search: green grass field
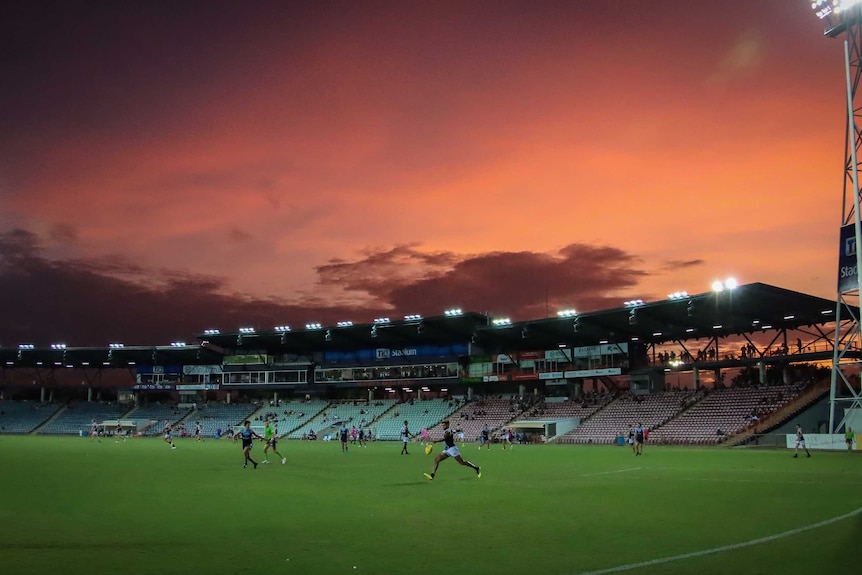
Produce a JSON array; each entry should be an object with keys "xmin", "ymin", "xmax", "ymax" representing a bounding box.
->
[{"xmin": 0, "ymin": 436, "xmax": 858, "ymax": 575}]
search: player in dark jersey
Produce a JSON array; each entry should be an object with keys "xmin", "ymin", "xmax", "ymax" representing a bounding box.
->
[
  {"xmin": 793, "ymin": 424, "xmax": 811, "ymax": 458},
  {"xmin": 480, "ymin": 425, "xmax": 490, "ymax": 450},
  {"xmin": 339, "ymin": 423, "xmax": 349, "ymax": 453},
  {"xmin": 634, "ymin": 423, "xmax": 645, "ymax": 456},
  {"xmin": 163, "ymin": 420, "xmax": 176, "ymax": 449},
  {"xmin": 235, "ymin": 420, "xmax": 264, "ymax": 468},
  {"xmin": 424, "ymin": 420, "xmax": 481, "ymax": 481},
  {"xmin": 400, "ymin": 420, "xmax": 413, "ymax": 454}
]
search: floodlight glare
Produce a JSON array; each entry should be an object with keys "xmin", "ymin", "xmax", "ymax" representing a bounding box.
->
[
  {"xmin": 239, "ymin": 327, "xmax": 255, "ymax": 334},
  {"xmin": 444, "ymin": 308, "xmax": 463, "ymax": 317},
  {"xmin": 51, "ymin": 343, "xmax": 67, "ymax": 350},
  {"xmin": 336, "ymin": 321, "xmax": 354, "ymax": 327},
  {"xmin": 109, "ymin": 343, "xmax": 124, "ymax": 348},
  {"xmin": 668, "ymin": 291, "xmax": 688, "ymax": 300},
  {"xmin": 274, "ymin": 325, "xmax": 291, "ymax": 332},
  {"xmin": 203, "ymin": 329, "xmax": 220, "ymax": 335},
  {"xmin": 170, "ymin": 341, "xmax": 186, "ymax": 347},
  {"xmin": 492, "ymin": 318, "xmax": 511, "ymax": 326},
  {"xmin": 712, "ymin": 280, "xmax": 725, "ymax": 292},
  {"xmin": 373, "ymin": 317, "xmax": 391, "ymax": 324},
  {"xmin": 557, "ymin": 309, "xmax": 578, "ymax": 318},
  {"xmin": 724, "ymin": 277, "xmax": 738, "ymax": 290},
  {"xmin": 404, "ymin": 314, "xmax": 423, "ymax": 321},
  {"xmin": 305, "ymin": 323, "xmax": 323, "ymax": 330},
  {"xmin": 623, "ymin": 299, "xmax": 644, "ymax": 307},
  {"xmin": 18, "ymin": 344, "xmax": 34, "ymax": 350}
]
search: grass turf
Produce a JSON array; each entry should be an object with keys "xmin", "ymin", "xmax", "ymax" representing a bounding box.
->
[{"xmin": 0, "ymin": 436, "xmax": 858, "ymax": 575}]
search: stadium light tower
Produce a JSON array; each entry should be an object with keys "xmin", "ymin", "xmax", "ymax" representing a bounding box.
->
[{"xmin": 812, "ymin": 0, "xmax": 862, "ymax": 432}]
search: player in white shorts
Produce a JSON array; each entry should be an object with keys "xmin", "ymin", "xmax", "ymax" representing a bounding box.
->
[
  {"xmin": 423, "ymin": 420, "xmax": 481, "ymax": 481},
  {"xmin": 793, "ymin": 424, "xmax": 811, "ymax": 458},
  {"xmin": 163, "ymin": 420, "xmax": 177, "ymax": 449}
]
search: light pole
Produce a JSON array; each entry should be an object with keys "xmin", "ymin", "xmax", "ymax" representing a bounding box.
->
[{"xmin": 812, "ymin": 0, "xmax": 862, "ymax": 432}]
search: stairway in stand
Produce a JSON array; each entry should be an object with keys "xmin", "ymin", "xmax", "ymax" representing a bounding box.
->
[{"xmin": 724, "ymin": 379, "xmax": 830, "ymax": 447}]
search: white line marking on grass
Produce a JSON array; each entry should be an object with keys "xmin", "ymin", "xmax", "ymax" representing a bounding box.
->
[
  {"xmin": 579, "ymin": 467, "xmax": 641, "ymax": 477},
  {"xmin": 572, "ymin": 505, "xmax": 862, "ymax": 575}
]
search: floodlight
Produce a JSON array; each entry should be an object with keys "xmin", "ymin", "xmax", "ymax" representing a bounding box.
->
[
  {"xmin": 109, "ymin": 343, "xmax": 124, "ymax": 348},
  {"xmin": 305, "ymin": 323, "xmax": 323, "ymax": 330},
  {"xmin": 51, "ymin": 343, "xmax": 67, "ymax": 350},
  {"xmin": 239, "ymin": 327, "xmax": 255, "ymax": 334},
  {"xmin": 17, "ymin": 344, "xmax": 34, "ymax": 350},
  {"xmin": 711, "ymin": 280, "xmax": 725, "ymax": 292},
  {"xmin": 203, "ymin": 329, "xmax": 220, "ymax": 335},
  {"xmin": 444, "ymin": 308, "xmax": 463, "ymax": 316},
  {"xmin": 685, "ymin": 328, "xmax": 696, "ymax": 333},
  {"xmin": 336, "ymin": 321, "xmax": 354, "ymax": 327},
  {"xmin": 724, "ymin": 277, "xmax": 738, "ymax": 290},
  {"xmin": 492, "ymin": 318, "xmax": 511, "ymax": 326},
  {"xmin": 784, "ymin": 314, "xmax": 796, "ymax": 320},
  {"xmin": 557, "ymin": 309, "xmax": 578, "ymax": 318},
  {"xmin": 667, "ymin": 291, "xmax": 688, "ymax": 300},
  {"xmin": 274, "ymin": 325, "xmax": 291, "ymax": 332},
  {"xmin": 624, "ymin": 299, "xmax": 644, "ymax": 307},
  {"xmin": 404, "ymin": 314, "xmax": 423, "ymax": 321},
  {"xmin": 373, "ymin": 317, "xmax": 391, "ymax": 324},
  {"xmin": 170, "ymin": 341, "xmax": 186, "ymax": 347}
]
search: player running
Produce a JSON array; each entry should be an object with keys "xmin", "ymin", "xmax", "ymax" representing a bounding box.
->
[
  {"xmin": 424, "ymin": 420, "xmax": 481, "ymax": 481},
  {"xmin": 793, "ymin": 424, "xmax": 811, "ymax": 458},
  {"xmin": 163, "ymin": 420, "xmax": 176, "ymax": 449},
  {"xmin": 480, "ymin": 425, "xmax": 490, "ymax": 450},
  {"xmin": 236, "ymin": 420, "xmax": 263, "ymax": 468},
  {"xmin": 262, "ymin": 420, "xmax": 286, "ymax": 464}
]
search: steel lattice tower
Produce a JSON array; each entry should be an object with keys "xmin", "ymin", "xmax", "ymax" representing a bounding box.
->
[{"xmin": 815, "ymin": 1, "xmax": 862, "ymax": 432}]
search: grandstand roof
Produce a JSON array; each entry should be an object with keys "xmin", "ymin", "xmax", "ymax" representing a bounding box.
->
[
  {"xmin": 198, "ymin": 282, "xmax": 850, "ymax": 356},
  {"xmin": 0, "ymin": 344, "xmax": 224, "ymax": 369},
  {"xmin": 199, "ymin": 312, "xmax": 491, "ymax": 354},
  {"xmin": 474, "ymin": 282, "xmax": 850, "ymax": 353},
  {"xmin": 0, "ymin": 283, "xmax": 848, "ymax": 367}
]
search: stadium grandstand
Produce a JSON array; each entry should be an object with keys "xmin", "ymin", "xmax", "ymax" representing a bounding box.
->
[{"xmin": 0, "ymin": 282, "xmax": 858, "ymax": 446}]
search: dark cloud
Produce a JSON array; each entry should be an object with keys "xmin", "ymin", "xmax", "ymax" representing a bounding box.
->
[
  {"xmin": 0, "ymin": 230, "xmax": 648, "ymax": 345},
  {"xmin": 227, "ymin": 227, "xmax": 252, "ymax": 242},
  {"xmin": 316, "ymin": 243, "xmax": 647, "ymax": 319},
  {"xmin": 48, "ymin": 222, "xmax": 79, "ymax": 244},
  {"xmin": 664, "ymin": 259, "xmax": 705, "ymax": 270}
]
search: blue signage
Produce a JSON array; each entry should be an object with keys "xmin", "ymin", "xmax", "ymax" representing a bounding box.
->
[
  {"xmin": 839, "ymin": 223, "xmax": 858, "ymax": 292},
  {"xmin": 323, "ymin": 344, "xmax": 468, "ymax": 363}
]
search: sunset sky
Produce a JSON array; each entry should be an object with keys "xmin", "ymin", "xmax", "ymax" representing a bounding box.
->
[{"xmin": 0, "ymin": 0, "xmax": 851, "ymax": 346}]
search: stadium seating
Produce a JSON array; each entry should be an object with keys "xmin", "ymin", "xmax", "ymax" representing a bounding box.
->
[
  {"xmin": 250, "ymin": 400, "xmax": 328, "ymax": 439},
  {"xmin": 653, "ymin": 385, "xmax": 803, "ymax": 445},
  {"xmin": 187, "ymin": 403, "xmax": 260, "ymax": 438},
  {"xmin": 425, "ymin": 398, "xmax": 517, "ymax": 442},
  {"xmin": 373, "ymin": 399, "xmax": 459, "ymax": 440},
  {"xmin": 123, "ymin": 404, "xmax": 193, "ymax": 436},
  {"xmin": 557, "ymin": 390, "xmax": 701, "ymax": 445},
  {"xmin": 0, "ymin": 401, "xmax": 63, "ymax": 434},
  {"xmin": 37, "ymin": 402, "xmax": 131, "ymax": 435}
]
